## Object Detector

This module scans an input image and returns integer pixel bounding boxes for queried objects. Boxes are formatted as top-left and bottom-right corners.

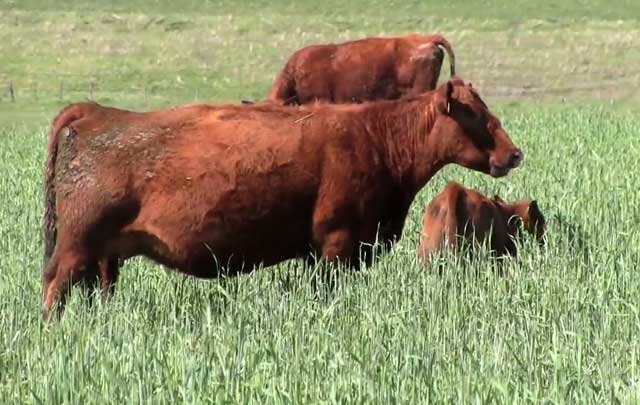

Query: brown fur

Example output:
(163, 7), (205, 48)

(418, 182), (546, 262)
(43, 102), (102, 264)
(41, 79), (522, 317)
(267, 34), (455, 105)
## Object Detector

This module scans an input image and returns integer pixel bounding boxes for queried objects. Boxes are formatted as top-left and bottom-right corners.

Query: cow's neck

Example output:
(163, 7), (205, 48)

(366, 97), (445, 196)
(500, 204), (527, 228)
(499, 205), (518, 220)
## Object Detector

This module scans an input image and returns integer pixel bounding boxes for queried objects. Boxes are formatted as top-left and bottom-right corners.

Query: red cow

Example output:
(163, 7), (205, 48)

(42, 78), (522, 317)
(267, 34), (455, 105)
(418, 182), (546, 262)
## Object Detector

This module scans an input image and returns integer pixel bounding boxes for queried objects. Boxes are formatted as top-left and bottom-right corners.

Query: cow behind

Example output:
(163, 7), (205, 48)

(267, 34), (455, 105)
(418, 182), (546, 263)
(42, 79), (522, 318)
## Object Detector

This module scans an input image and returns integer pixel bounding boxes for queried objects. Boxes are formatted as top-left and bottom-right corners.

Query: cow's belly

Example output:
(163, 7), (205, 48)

(115, 185), (315, 277)
(185, 210), (314, 277)
(114, 221), (313, 278)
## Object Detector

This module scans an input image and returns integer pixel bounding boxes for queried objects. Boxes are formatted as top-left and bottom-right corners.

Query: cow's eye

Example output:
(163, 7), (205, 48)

(457, 103), (475, 119)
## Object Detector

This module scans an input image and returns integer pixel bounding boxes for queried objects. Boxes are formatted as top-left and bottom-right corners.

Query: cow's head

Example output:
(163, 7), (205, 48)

(431, 79), (522, 177)
(494, 196), (546, 244)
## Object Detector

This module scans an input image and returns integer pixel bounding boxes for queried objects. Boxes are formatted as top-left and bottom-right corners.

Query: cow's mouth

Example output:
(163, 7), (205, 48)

(489, 150), (522, 178)
(489, 163), (512, 178)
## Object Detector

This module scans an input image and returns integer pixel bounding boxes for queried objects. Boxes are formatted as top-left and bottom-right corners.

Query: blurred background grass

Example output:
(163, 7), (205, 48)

(1, 0), (639, 127)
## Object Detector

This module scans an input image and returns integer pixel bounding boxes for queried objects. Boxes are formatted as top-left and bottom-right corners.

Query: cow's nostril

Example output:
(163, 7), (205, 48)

(510, 150), (523, 167)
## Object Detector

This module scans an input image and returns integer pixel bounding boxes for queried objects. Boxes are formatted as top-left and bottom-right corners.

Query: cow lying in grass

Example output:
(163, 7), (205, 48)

(42, 78), (522, 317)
(418, 182), (545, 263)
(266, 34), (456, 105)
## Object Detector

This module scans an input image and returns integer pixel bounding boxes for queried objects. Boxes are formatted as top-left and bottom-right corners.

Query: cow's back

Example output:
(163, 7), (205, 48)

(290, 38), (400, 103)
(293, 36), (446, 104)
(419, 183), (510, 262)
(419, 186), (460, 260)
(329, 38), (400, 102)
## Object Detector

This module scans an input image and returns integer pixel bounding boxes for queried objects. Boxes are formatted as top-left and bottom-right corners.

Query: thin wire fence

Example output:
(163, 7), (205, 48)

(1, 66), (639, 104)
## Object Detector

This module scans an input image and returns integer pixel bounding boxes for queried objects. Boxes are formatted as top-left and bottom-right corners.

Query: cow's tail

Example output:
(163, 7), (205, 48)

(428, 35), (456, 78)
(266, 59), (297, 105)
(43, 103), (94, 266)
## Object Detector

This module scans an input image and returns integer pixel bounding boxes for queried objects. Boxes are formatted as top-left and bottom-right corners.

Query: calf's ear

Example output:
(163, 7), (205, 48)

(435, 80), (454, 115)
(525, 200), (546, 237)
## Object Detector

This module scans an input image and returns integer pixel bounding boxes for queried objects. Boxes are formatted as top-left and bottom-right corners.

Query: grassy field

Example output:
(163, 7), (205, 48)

(1, 0), (640, 403)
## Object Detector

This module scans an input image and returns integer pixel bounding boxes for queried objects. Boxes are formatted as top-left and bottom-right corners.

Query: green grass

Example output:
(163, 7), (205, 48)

(1, 0), (640, 403)
(6, 0), (640, 21)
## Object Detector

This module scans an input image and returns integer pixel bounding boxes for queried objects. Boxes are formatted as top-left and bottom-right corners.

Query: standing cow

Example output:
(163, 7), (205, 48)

(418, 182), (546, 263)
(267, 34), (455, 105)
(42, 78), (522, 317)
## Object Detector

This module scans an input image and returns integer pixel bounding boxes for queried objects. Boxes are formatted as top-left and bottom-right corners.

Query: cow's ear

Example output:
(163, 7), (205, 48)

(528, 201), (544, 225)
(526, 200), (546, 237)
(435, 80), (454, 115)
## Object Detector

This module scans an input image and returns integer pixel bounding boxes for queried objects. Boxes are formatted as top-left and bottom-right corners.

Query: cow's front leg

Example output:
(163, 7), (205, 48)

(99, 257), (121, 302)
(308, 227), (357, 294)
(311, 203), (360, 284)
(320, 228), (356, 266)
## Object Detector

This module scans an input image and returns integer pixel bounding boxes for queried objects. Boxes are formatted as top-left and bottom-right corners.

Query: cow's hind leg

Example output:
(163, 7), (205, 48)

(78, 262), (100, 301)
(77, 257), (121, 303)
(42, 242), (92, 320)
(99, 257), (121, 301)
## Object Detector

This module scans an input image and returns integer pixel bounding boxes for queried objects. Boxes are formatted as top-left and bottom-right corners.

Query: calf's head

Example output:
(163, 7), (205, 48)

(494, 196), (546, 244)
(431, 79), (522, 177)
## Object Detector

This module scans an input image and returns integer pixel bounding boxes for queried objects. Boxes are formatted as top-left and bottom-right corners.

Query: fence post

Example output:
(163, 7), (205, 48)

(8, 81), (15, 102)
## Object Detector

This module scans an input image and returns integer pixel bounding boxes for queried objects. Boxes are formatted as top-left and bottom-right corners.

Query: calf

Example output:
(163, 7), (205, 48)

(42, 78), (522, 317)
(267, 34), (455, 105)
(418, 182), (545, 262)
